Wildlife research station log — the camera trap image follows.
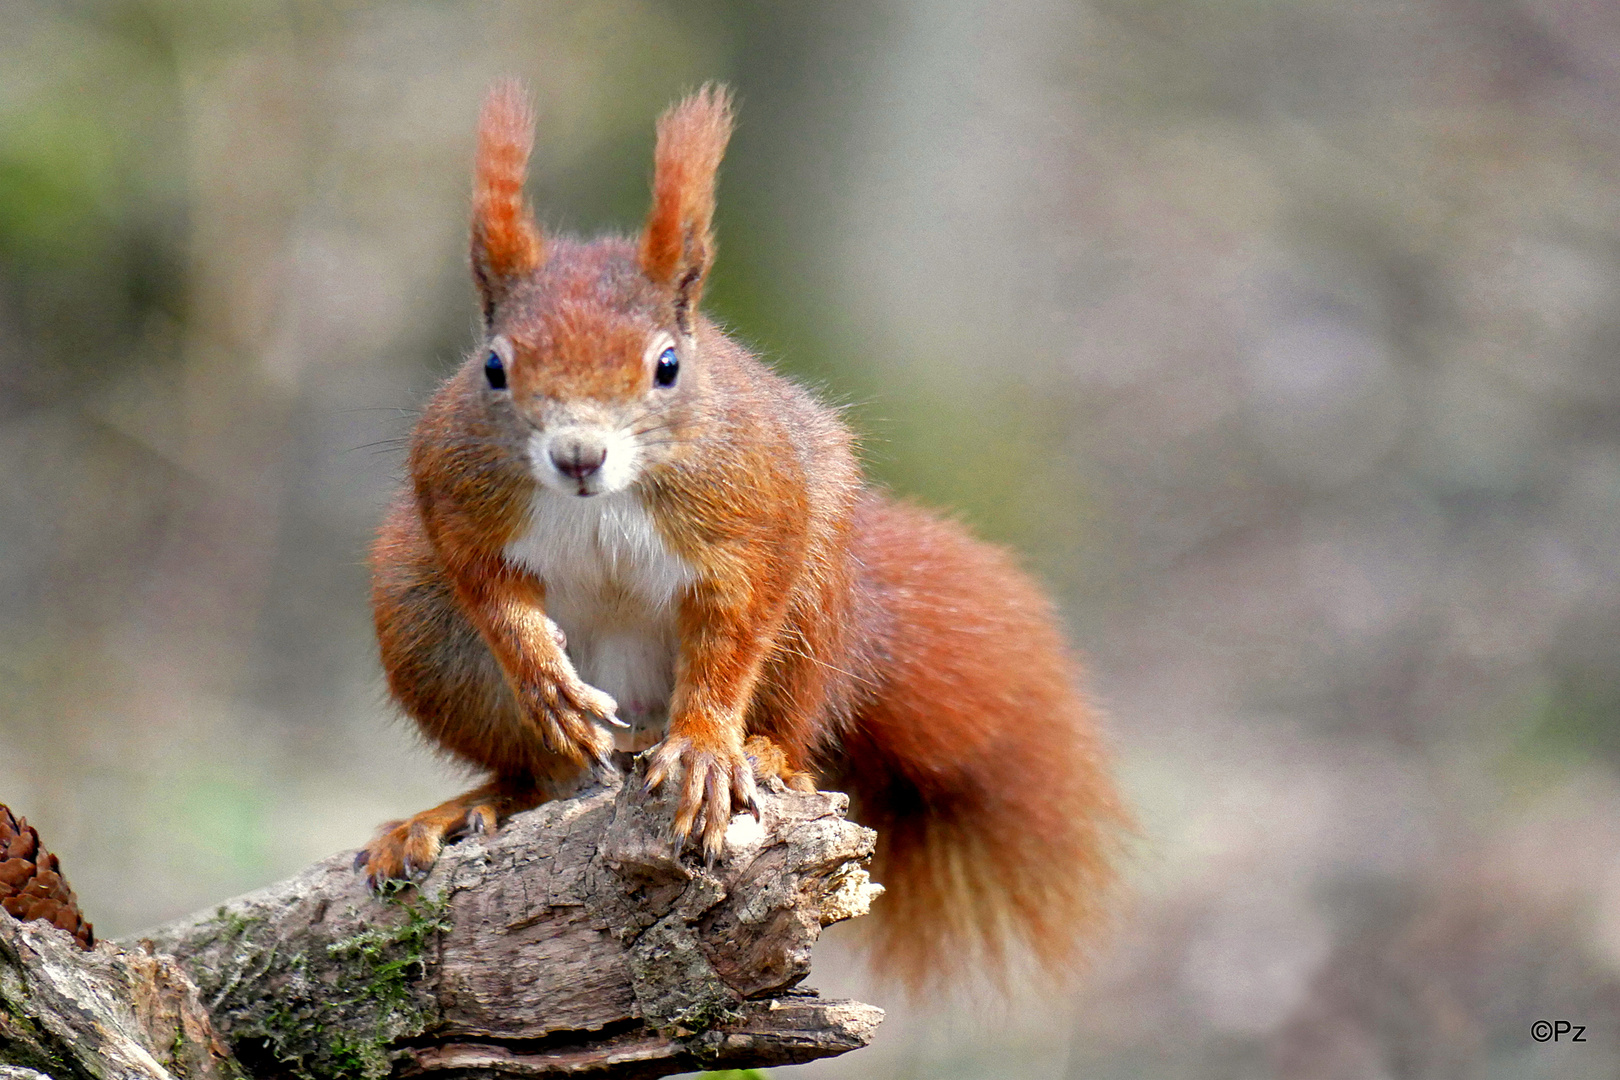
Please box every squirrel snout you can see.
[549,438,608,481]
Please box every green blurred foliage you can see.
[0,108,117,268]
[0,1,190,393]
[1527,666,1620,767]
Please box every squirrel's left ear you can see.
[639,84,734,332]
[472,80,546,324]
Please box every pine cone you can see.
[0,803,94,948]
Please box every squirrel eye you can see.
[654,346,679,388]
[484,350,507,390]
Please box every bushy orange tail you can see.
[840,497,1127,991]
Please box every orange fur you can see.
[835,498,1125,989]
[472,79,545,313]
[639,84,733,322]
[354,777,542,882]
[365,81,1127,991]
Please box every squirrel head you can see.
[466,81,734,499]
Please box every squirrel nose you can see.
[550,439,607,481]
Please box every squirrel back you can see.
[365,80,1127,993]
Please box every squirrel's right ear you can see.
[639,84,734,332]
[471,80,545,323]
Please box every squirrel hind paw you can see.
[742,734,817,794]
[357,798,500,889]
[358,821,442,890]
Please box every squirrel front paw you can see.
[522,670,622,766]
[643,732,761,863]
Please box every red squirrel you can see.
[360,80,1126,988]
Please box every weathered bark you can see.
[0,914,240,1079]
[0,770,884,1079]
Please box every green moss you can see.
[203,905,267,950]
[169,1024,186,1062]
[198,888,452,1080]
[0,998,75,1077]
[666,995,747,1038]
[326,886,452,1019]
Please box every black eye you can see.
[484,350,507,390]
[654,346,679,388]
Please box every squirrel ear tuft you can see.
[639,84,734,329]
[472,79,545,321]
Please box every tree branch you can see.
[0,768,884,1079]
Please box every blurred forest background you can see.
[3,1,1619,1077]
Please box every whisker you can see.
[344,438,412,455]
[627,422,677,438]
[769,639,880,690]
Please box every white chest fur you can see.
[503,489,694,751]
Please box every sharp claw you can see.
[746,793,762,821]
[604,712,630,729]
[668,802,694,841]
[644,759,668,793]
[703,821,725,867]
